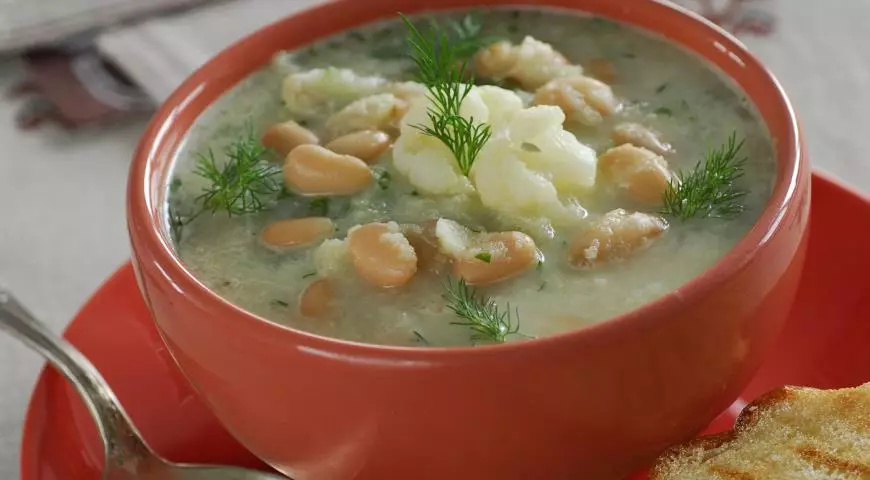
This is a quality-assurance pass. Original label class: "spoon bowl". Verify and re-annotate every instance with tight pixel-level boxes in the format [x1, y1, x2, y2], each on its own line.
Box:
[0, 290, 286, 480]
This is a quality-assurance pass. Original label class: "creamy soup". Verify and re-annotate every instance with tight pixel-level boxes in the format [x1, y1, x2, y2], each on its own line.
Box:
[166, 8, 775, 347]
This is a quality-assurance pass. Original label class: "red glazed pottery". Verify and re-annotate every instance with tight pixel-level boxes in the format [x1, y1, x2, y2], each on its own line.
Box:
[126, 1, 808, 479]
[27, 174, 868, 480]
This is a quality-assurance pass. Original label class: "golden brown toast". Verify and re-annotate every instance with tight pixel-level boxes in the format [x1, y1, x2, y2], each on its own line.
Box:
[652, 383, 870, 479]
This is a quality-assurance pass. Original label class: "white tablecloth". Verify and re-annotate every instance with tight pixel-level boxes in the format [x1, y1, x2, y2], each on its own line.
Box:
[0, 1, 868, 478]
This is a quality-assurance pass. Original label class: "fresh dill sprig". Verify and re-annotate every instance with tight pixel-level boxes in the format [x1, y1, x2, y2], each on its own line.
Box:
[372, 13, 496, 62]
[167, 205, 202, 242]
[661, 132, 748, 221]
[194, 125, 282, 216]
[442, 13, 500, 59]
[442, 277, 520, 344]
[401, 14, 492, 176]
[412, 330, 431, 346]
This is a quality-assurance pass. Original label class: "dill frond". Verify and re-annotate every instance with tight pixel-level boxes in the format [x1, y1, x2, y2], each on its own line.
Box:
[167, 203, 204, 243]
[442, 277, 520, 344]
[193, 125, 282, 216]
[401, 13, 492, 176]
[662, 132, 748, 221]
[412, 330, 431, 346]
[167, 205, 186, 242]
[442, 13, 500, 59]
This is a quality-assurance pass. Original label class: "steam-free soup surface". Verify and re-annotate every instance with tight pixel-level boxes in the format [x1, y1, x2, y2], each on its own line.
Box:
[167, 9, 775, 347]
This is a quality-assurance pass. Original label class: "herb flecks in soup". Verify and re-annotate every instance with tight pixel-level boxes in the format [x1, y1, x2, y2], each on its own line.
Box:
[166, 9, 775, 347]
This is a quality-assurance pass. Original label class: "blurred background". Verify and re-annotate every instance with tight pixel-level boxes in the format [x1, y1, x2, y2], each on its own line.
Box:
[0, 0, 867, 478]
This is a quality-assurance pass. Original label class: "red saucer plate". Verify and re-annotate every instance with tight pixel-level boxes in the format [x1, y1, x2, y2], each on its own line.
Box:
[20, 173, 870, 480]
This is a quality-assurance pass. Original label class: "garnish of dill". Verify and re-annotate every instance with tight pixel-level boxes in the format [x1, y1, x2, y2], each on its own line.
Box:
[400, 13, 492, 176]
[375, 13, 496, 62]
[442, 277, 520, 344]
[193, 125, 282, 216]
[412, 330, 431, 346]
[661, 132, 748, 221]
[441, 13, 501, 59]
[167, 204, 200, 242]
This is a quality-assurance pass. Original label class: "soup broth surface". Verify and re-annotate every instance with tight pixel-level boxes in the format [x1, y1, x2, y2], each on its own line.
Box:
[168, 8, 775, 347]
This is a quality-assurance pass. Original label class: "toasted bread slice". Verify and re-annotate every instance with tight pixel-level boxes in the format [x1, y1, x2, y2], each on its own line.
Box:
[652, 383, 870, 479]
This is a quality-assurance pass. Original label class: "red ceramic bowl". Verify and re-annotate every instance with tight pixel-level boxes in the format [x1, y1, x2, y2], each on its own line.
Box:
[127, 1, 808, 478]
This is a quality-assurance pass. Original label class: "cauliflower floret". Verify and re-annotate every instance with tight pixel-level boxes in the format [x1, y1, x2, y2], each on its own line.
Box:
[391, 85, 495, 196]
[281, 68, 388, 119]
[470, 106, 597, 225]
[471, 136, 569, 222]
[503, 106, 597, 193]
[325, 93, 408, 137]
[433, 218, 473, 258]
[475, 36, 584, 90]
[378, 221, 417, 262]
[391, 81, 429, 101]
[510, 37, 584, 89]
[393, 134, 473, 195]
[475, 85, 525, 126]
[313, 239, 350, 276]
[393, 85, 595, 226]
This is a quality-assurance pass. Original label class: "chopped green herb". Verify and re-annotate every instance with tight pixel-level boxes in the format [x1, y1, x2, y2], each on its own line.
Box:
[375, 169, 392, 190]
[410, 190, 419, 196]
[271, 299, 290, 307]
[442, 277, 520, 344]
[372, 13, 495, 62]
[412, 330, 430, 345]
[442, 12, 500, 59]
[308, 197, 330, 216]
[537, 281, 547, 292]
[167, 205, 199, 242]
[475, 252, 492, 263]
[193, 124, 281, 217]
[507, 24, 518, 34]
[661, 132, 747, 221]
[348, 31, 365, 42]
[169, 177, 183, 192]
[680, 99, 690, 110]
[654, 107, 673, 117]
[622, 52, 637, 59]
[168, 209, 183, 241]
[521, 142, 541, 152]
[655, 83, 669, 94]
[536, 259, 544, 270]
[302, 272, 317, 279]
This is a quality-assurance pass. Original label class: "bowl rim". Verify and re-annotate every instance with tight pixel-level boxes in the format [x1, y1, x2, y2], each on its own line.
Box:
[127, 0, 803, 359]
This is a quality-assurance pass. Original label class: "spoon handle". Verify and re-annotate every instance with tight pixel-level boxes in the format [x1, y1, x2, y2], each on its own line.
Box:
[0, 289, 153, 472]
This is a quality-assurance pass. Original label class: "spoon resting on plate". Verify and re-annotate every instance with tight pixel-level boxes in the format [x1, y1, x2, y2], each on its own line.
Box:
[0, 289, 287, 480]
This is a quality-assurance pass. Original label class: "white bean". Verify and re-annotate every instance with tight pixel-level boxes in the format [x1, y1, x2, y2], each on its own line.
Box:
[283, 144, 372, 196]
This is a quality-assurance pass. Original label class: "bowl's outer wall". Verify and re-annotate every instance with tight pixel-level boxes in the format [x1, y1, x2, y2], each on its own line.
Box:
[127, 0, 810, 478]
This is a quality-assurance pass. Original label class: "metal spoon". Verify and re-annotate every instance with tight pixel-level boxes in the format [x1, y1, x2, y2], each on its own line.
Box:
[0, 289, 287, 480]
